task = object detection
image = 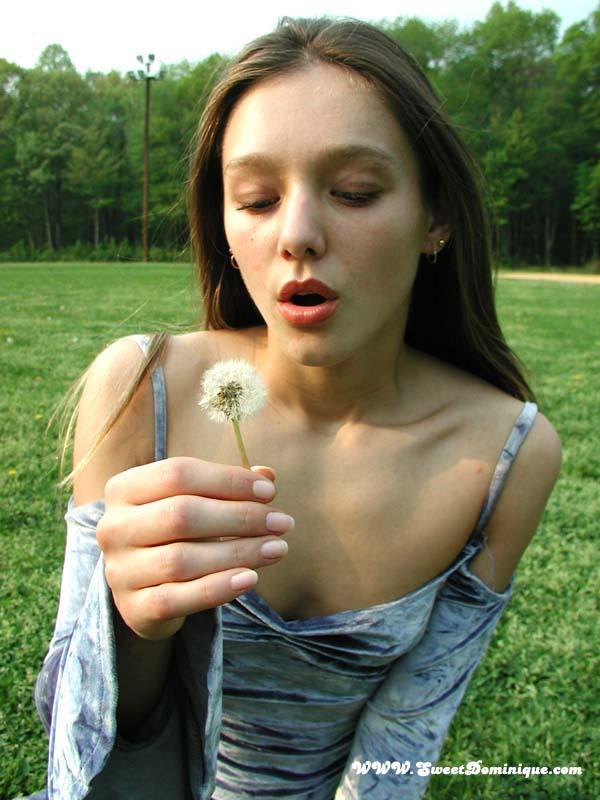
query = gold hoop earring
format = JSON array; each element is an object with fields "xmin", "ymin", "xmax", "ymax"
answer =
[
  {"xmin": 427, "ymin": 238, "xmax": 446, "ymax": 265},
  {"xmin": 229, "ymin": 248, "xmax": 239, "ymax": 270}
]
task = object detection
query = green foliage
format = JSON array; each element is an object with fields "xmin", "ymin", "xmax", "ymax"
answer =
[
  {"xmin": 571, "ymin": 152, "xmax": 600, "ymax": 254},
  {"xmin": 0, "ymin": 264, "xmax": 597, "ymax": 798},
  {"xmin": 37, "ymin": 44, "xmax": 76, "ymax": 72},
  {"xmin": 0, "ymin": 239, "xmax": 190, "ymax": 263},
  {"xmin": 0, "ymin": 4, "xmax": 598, "ymax": 267},
  {"xmin": 482, "ymin": 109, "xmax": 534, "ymax": 226},
  {"xmin": 382, "ymin": 16, "xmax": 460, "ymax": 73}
]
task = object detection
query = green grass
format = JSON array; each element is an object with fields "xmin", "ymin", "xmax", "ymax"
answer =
[{"xmin": 1, "ymin": 264, "xmax": 598, "ymax": 799}]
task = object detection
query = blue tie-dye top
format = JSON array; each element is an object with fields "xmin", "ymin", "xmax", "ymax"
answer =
[{"xmin": 22, "ymin": 334, "xmax": 538, "ymax": 800}]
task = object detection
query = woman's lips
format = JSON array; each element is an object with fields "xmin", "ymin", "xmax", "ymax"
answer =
[{"xmin": 277, "ymin": 299, "xmax": 340, "ymax": 326}]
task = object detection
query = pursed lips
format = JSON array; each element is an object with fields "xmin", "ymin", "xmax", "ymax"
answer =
[{"xmin": 277, "ymin": 278, "xmax": 338, "ymax": 304}]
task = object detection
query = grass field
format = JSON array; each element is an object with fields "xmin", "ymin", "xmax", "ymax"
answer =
[{"xmin": 1, "ymin": 263, "xmax": 598, "ymax": 799}]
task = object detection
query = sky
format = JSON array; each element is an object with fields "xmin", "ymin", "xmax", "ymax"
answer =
[{"xmin": 1, "ymin": 0, "xmax": 596, "ymax": 75}]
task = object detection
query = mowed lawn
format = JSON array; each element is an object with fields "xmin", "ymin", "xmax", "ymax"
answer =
[{"xmin": 1, "ymin": 263, "xmax": 597, "ymax": 799}]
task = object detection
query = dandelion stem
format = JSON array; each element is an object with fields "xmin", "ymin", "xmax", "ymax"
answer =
[{"xmin": 231, "ymin": 419, "xmax": 251, "ymax": 469}]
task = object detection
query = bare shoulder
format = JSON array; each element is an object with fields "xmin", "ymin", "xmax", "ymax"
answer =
[
  {"xmin": 73, "ymin": 336, "xmax": 158, "ymax": 505},
  {"xmin": 482, "ymin": 406, "xmax": 562, "ymax": 541},
  {"xmin": 464, "ymin": 391, "xmax": 561, "ymax": 591},
  {"xmin": 416, "ymin": 352, "xmax": 562, "ymax": 591}
]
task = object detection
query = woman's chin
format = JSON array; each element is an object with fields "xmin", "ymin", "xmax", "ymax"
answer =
[
  {"xmin": 259, "ymin": 309, "xmax": 358, "ymax": 367},
  {"xmin": 280, "ymin": 333, "xmax": 354, "ymax": 369}
]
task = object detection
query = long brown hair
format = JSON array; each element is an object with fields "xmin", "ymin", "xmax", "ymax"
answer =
[{"xmin": 189, "ymin": 15, "xmax": 535, "ymax": 400}]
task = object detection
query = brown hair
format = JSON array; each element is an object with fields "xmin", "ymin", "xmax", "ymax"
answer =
[{"xmin": 189, "ymin": 15, "xmax": 535, "ymax": 399}]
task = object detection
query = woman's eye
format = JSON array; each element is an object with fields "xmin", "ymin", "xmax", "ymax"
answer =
[
  {"xmin": 235, "ymin": 190, "xmax": 381, "ymax": 211},
  {"xmin": 236, "ymin": 198, "xmax": 278, "ymax": 211},
  {"xmin": 333, "ymin": 190, "xmax": 381, "ymax": 205}
]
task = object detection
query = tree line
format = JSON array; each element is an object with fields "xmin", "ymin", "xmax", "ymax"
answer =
[{"xmin": 0, "ymin": 1, "xmax": 598, "ymax": 266}]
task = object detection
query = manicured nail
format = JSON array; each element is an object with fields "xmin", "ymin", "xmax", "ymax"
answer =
[
  {"xmin": 252, "ymin": 480, "xmax": 276, "ymax": 500},
  {"xmin": 261, "ymin": 539, "xmax": 289, "ymax": 558},
  {"xmin": 266, "ymin": 512, "xmax": 295, "ymax": 532},
  {"xmin": 230, "ymin": 570, "xmax": 258, "ymax": 591}
]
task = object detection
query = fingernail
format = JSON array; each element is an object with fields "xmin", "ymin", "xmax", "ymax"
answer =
[
  {"xmin": 261, "ymin": 539, "xmax": 288, "ymax": 558},
  {"xmin": 266, "ymin": 512, "xmax": 295, "ymax": 532},
  {"xmin": 252, "ymin": 480, "xmax": 276, "ymax": 500},
  {"xmin": 231, "ymin": 570, "xmax": 258, "ymax": 591}
]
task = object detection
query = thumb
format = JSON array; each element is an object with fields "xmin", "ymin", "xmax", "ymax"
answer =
[{"xmin": 251, "ymin": 465, "xmax": 276, "ymax": 483}]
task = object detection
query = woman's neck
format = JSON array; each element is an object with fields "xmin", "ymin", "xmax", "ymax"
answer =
[{"xmin": 251, "ymin": 326, "xmax": 419, "ymax": 435}]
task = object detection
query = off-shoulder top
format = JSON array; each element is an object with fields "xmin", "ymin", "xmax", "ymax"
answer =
[{"xmin": 20, "ymin": 334, "xmax": 538, "ymax": 800}]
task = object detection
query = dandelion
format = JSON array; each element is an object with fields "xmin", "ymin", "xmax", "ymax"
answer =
[
  {"xmin": 6, "ymin": 337, "xmax": 14, "ymax": 345},
  {"xmin": 199, "ymin": 360, "xmax": 267, "ymax": 468}
]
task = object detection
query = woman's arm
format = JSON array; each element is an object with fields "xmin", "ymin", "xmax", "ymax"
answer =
[
  {"xmin": 34, "ymin": 338, "xmax": 221, "ymax": 800},
  {"xmin": 335, "ymin": 412, "xmax": 561, "ymax": 799},
  {"xmin": 72, "ymin": 337, "xmax": 176, "ymax": 736}
]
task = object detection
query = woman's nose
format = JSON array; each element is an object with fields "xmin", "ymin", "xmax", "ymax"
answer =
[{"xmin": 277, "ymin": 188, "xmax": 326, "ymax": 261}]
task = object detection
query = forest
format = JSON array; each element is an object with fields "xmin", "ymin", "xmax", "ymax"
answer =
[{"xmin": 0, "ymin": 1, "xmax": 598, "ymax": 266}]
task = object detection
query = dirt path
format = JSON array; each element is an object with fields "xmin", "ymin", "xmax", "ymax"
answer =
[{"xmin": 499, "ymin": 271, "xmax": 600, "ymax": 284}]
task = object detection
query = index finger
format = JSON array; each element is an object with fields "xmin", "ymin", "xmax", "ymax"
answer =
[{"xmin": 105, "ymin": 457, "xmax": 276, "ymax": 505}]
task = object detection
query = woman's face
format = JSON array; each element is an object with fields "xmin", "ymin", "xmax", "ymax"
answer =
[{"xmin": 221, "ymin": 63, "xmax": 444, "ymax": 367}]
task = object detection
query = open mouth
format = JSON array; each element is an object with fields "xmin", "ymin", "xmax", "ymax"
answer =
[{"xmin": 290, "ymin": 293, "xmax": 327, "ymax": 306}]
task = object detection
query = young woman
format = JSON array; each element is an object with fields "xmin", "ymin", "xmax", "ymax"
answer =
[{"xmin": 27, "ymin": 16, "xmax": 561, "ymax": 800}]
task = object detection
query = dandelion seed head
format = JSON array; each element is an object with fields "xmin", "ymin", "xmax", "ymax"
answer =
[{"xmin": 199, "ymin": 359, "xmax": 267, "ymax": 423}]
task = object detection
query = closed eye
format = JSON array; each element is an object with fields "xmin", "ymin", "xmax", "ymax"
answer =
[
  {"xmin": 235, "ymin": 190, "xmax": 381, "ymax": 212},
  {"xmin": 332, "ymin": 190, "xmax": 381, "ymax": 206},
  {"xmin": 236, "ymin": 198, "xmax": 278, "ymax": 211}
]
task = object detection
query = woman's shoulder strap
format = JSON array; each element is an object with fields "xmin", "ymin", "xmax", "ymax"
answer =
[
  {"xmin": 470, "ymin": 401, "xmax": 538, "ymax": 542},
  {"xmin": 129, "ymin": 334, "xmax": 168, "ymax": 462}
]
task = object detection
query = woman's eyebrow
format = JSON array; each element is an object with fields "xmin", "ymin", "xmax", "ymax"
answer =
[{"xmin": 224, "ymin": 144, "xmax": 399, "ymax": 175}]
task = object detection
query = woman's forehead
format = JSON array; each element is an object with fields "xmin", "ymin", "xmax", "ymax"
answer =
[{"xmin": 221, "ymin": 63, "xmax": 412, "ymax": 170}]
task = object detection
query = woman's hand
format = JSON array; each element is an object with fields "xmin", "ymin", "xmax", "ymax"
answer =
[{"xmin": 96, "ymin": 457, "xmax": 293, "ymax": 641}]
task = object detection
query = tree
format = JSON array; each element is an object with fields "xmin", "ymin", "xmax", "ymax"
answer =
[
  {"xmin": 481, "ymin": 109, "xmax": 535, "ymax": 261},
  {"xmin": 37, "ymin": 44, "xmax": 75, "ymax": 73},
  {"xmin": 65, "ymin": 71, "xmax": 132, "ymax": 247},
  {"xmin": 572, "ymin": 155, "xmax": 600, "ymax": 266},
  {"xmin": 381, "ymin": 17, "xmax": 461, "ymax": 75},
  {"xmin": 11, "ymin": 46, "xmax": 88, "ymax": 249},
  {"xmin": 0, "ymin": 59, "xmax": 27, "ymax": 248}
]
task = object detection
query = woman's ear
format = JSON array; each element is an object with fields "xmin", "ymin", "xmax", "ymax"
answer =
[{"xmin": 421, "ymin": 218, "xmax": 451, "ymax": 259}]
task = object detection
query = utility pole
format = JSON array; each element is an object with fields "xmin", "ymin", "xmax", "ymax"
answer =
[
  {"xmin": 142, "ymin": 56, "xmax": 152, "ymax": 263},
  {"xmin": 129, "ymin": 54, "xmax": 164, "ymax": 262}
]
